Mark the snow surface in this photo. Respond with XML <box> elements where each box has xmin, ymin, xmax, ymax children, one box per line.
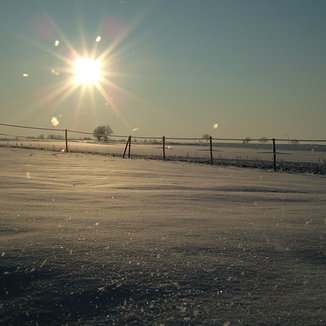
<box><xmin>0</xmin><ymin>147</ymin><xmax>325</xmax><ymax>325</ymax></box>
<box><xmin>2</xmin><ymin>139</ymin><xmax>326</xmax><ymax>166</ymax></box>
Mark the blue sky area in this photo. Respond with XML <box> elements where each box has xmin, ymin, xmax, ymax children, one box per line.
<box><xmin>1</xmin><ymin>0</ymin><xmax>326</xmax><ymax>139</ymax></box>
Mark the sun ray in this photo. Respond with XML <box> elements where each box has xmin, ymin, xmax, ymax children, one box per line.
<box><xmin>96</xmin><ymin>9</ymin><xmax>147</xmax><ymax>65</ymax></box>
<box><xmin>42</xmin><ymin>13</ymin><xmax>80</xmax><ymax>60</ymax></box>
<box><xmin>18</xmin><ymin>34</ymin><xmax>72</xmax><ymax>68</ymax></box>
<box><xmin>96</xmin><ymin>17</ymin><xmax>139</xmax><ymax>65</ymax></box>
<box><xmin>12</xmin><ymin>5</ymin><xmax>151</xmax><ymax>134</ymax></box>
<box><xmin>29</xmin><ymin>79</ymin><xmax>75</xmax><ymax>111</ymax></box>
<box><xmin>75</xmin><ymin>8</ymin><xmax>89</xmax><ymax>58</ymax></box>
<box><xmin>27</xmin><ymin>4</ymin><xmax>81</xmax><ymax>62</ymax></box>
<box><xmin>90</xmin><ymin>29</ymin><xmax>103</xmax><ymax>59</ymax></box>
<box><xmin>100</xmin><ymin>78</ymin><xmax>147</xmax><ymax>105</ymax></box>
<box><xmin>17</xmin><ymin>78</ymin><xmax>72</xmax><ymax>114</ymax></box>
<box><xmin>52</xmin><ymin>82</ymin><xmax>80</xmax><ymax>109</ymax></box>
<box><xmin>95</xmin><ymin>83</ymin><xmax>131</xmax><ymax>132</ymax></box>
<box><xmin>71</xmin><ymin>85</ymin><xmax>88</xmax><ymax>129</ymax></box>
<box><xmin>101</xmin><ymin>70</ymin><xmax>139</xmax><ymax>79</ymax></box>
<box><xmin>88</xmin><ymin>84</ymin><xmax>99</xmax><ymax>125</ymax></box>
<box><xmin>95</xmin><ymin>83</ymin><xmax>119</xmax><ymax>114</ymax></box>
<box><xmin>15</xmin><ymin>80</ymin><xmax>78</xmax><ymax>126</ymax></box>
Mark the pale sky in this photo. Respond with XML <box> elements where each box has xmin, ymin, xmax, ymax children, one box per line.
<box><xmin>1</xmin><ymin>0</ymin><xmax>326</xmax><ymax>139</ymax></box>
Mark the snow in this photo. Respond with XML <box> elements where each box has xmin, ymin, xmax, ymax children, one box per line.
<box><xmin>2</xmin><ymin>140</ymin><xmax>326</xmax><ymax>168</ymax></box>
<box><xmin>0</xmin><ymin>147</ymin><xmax>325</xmax><ymax>325</ymax></box>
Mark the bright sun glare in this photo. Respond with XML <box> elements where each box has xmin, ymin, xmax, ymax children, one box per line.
<box><xmin>74</xmin><ymin>58</ymin><xmax>101</xmax><ymax>85</ymax></box>
<box><xmin>25</xmin><ymin>15</ymin><xmax>142</xmax><ymax>131</ymax></box>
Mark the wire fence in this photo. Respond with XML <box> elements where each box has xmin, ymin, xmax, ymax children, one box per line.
<box><xmin>1</xmin><ymin>122</ymin><xmax>326</xmax><ymax>174</ymax></box>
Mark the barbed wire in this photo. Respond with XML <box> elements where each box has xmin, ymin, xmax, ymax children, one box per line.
<box><xmin>0</xmin><ymin>122</ymin><xmax>65</xmax><ymax>132</ymax></box>
<box><xmin>1</xmin><ymin>122</ymin><xmax>326</xmax><ymax>143</ymax></box>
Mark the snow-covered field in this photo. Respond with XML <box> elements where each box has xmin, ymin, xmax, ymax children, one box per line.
<box><xmin>2</xmin><ymin>140</ymin><xmax>326</xmax><ymax>174</ymax></box>
<box><xmin>1</xmin><ymin>147</ymin><xmax>325</xmax><ymax>325</ymax></box>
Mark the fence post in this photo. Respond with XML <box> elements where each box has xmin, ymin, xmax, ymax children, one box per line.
<box><xmin>123</xmin><ymin>136</ymin><xmax>130</xmax><ymax>158</ymax></box>
<box><xmin>209</xmin><ymin>136</ymin><xmax>213</xmax><ymax>165</ymax></box>
<box><xmin>128</xmin><ymin>136</ymin><xmax>131</xmax><ymax>158</ymax></box>
<box><xmin>272</xmin><ymin>138</ymin><xmax>276</xmax><ymax>171</ymax></box>
<box><xmin>162</xmin><ymin>136</ymin><xmax>166</xmax><ymax>161</ymax></box>
<box><xmin>65</xmin><ymin>129</ymin><xmax>69</xmax><ymax>152</ymax></box>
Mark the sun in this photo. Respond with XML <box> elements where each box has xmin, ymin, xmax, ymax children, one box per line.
<box><xmin>74</xmin><ymin>58</ymin><xmax>101</xmax><ymax>85</ymax></box>
<box><xmin>23</xmin><ymin>14</ymin><xmax>145</xmax><ymax>132</ymax></box>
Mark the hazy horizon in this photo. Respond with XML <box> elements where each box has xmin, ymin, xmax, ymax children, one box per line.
<box><xmin>1</xmin><ymin>0</ymin><xmax>326</xmax><ymax>139</ymax></box>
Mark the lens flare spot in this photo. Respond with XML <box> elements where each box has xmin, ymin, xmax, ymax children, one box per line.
<box><xmin>22</xmin><ymin>73</ymin><xmax>29</xmax><ymax>78</ymax></box>
<box><xmin>54</xmin><ymin>40</ymin><xmax>60</xmax><ymax>47</ymax></box>
<box><xmin>96</xmin><ymin>36</ymin><xmax>102</xmax><ymax>42</ymax></box>
<box><xmin>213</xmin><ymin>123</ymin><xmax>219</xmax><ymax>129</ymax></box>
<box><xmin>51</xmin><ymin>116</ymin><xmax>59</xmax><ymax>126</ymax></box>
<box><xmin>51</xmin><ymin>68</ymin><xmax>59</xmax><ymax>75</ymax></box>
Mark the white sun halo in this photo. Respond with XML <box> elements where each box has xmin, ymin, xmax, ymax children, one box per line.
<box><xmin>74</xmin><ymin>58</ymin><xmax>101</xmax><ymax>85</ymax></box>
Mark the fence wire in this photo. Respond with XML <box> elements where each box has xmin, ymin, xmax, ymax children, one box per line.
<box><xmin>1</xmin><ymin>122</ymin><xmax>326</xmax><ymax>174</ymax></box>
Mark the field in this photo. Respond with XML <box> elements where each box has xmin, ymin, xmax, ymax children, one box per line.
<box><xmin>1</xmin><ymin>139</ymin><xmax>326</xmax><ymax>174</ymax></box>
<box><xmin>0</xmin><ymin>147</ymin><xmax>325</xmax><ymax>325</ymax></box>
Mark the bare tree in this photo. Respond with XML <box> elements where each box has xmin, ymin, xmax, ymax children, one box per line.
<box><xmin>259</xmin><ymin>137</ymin><xmax>268</xmax><ymax>143</ymax></box>
<box><xmin>202</xmin><ymin>134</ymin><xmax>211</xmax><ymax>143</ymax></box>
<box><xmin>93</xmin><ymin>125</ymin><xmax>113</xmax><ymax>141</ymax></box>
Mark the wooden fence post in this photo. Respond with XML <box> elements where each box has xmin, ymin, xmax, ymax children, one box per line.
<box><xmin>162</xmin><ymin>136</ymin><xmax>166</xmax><ymax>161</ymax></box>
<box><xmin>272</xmin><ymin>138</ymin><xmax>276</xmax><ymax>171</ymax></box>
<box><xmin>123</xmin><ymin>136</ymin><xmax>130</xmax><ymax>158</ymax></box>
<box><xmin>65</xmin><ymin>129</ymin><xmax>69</xmax><ymax>152</ymax></box>
<box><xmin>128</xmin><ymin>136</ymin><xmax>131</xmax><ymax>158</ymax></box>
<box><xmin>209</xmin><ymin>136</ymin><xmax>213</xmax><ymax>165</ymax></box>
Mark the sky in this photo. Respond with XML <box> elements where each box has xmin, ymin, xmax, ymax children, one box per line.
<box><xmin>1</xmin><ymin>0</ymin><xmax>326</xmax><ymax>139</ymax></box>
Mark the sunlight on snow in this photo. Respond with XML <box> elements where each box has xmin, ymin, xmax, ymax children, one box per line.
<box><xmin>40</xmin><ymin>259</ymin><xmax>48</xmax><ymax>268</ymax></box>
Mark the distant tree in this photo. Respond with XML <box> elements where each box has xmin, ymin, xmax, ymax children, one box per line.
<box><xmin>38</xmin><ymin>134</ymin><xmax>45</xmax><ymax>139</ymax></box>
<box><xmin>202</xmin><ymin>134</ymin><xmax>211</xmax><ymax>142</ymax></box>
<box><xmin>259</xmin><ymin>137</ymin><xmax>268</xmax><ymax>144</ymax></box>
<box><xmin>47</xmin><ymin>134</ymin><xmax>64</xmax><ymax>140</ymax></box>
<box><xmin>93</xmin><ymin>125</ymin><xmax>113</xmax><ymax>141</ymax></box>
<box><xmin>243</xmin><ymin>137</ymin><xmax>251</xmax><ymax>144</ymax></box>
